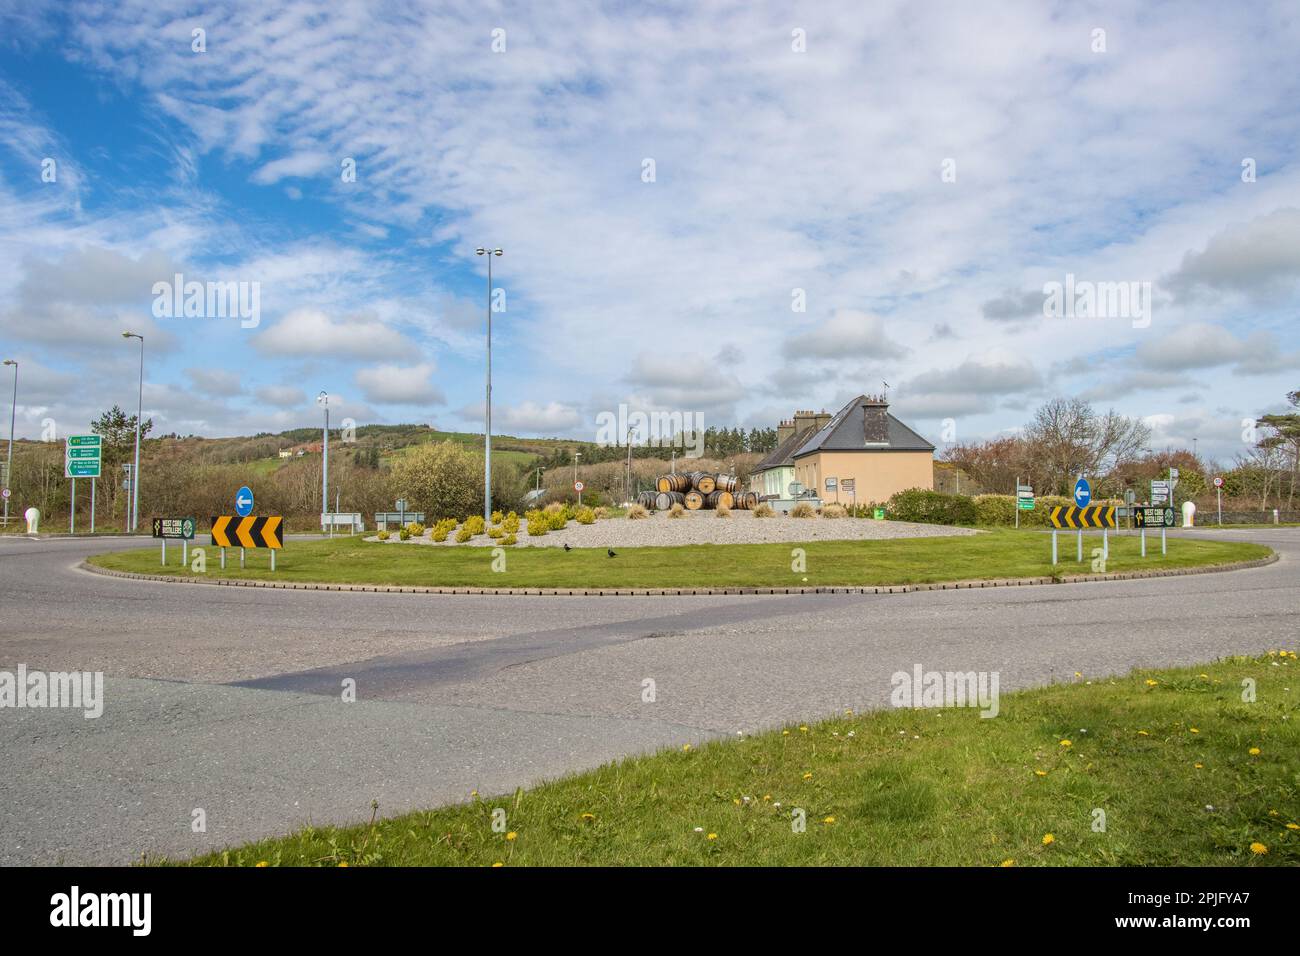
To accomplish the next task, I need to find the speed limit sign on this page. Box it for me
[574,480,585,492]
[1213,476,1224,488]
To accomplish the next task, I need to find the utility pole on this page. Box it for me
[475,246,503,523]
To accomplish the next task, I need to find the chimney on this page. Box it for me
[792,409,816,433]
[861,395,889,444]
[812,408,832,432]
[776,418,795,445]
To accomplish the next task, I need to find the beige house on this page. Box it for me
[752,395,933,505]
[793,395,934,504]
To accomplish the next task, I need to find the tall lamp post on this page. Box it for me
[122,332,144,531]
[2,359,15,527]
[475,246,502,524]
[317,391,329,526]
[574,451,581,506]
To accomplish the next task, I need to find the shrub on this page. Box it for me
[626,504,648,520]
[972,494,1016,526]
[455,527,472,543]
[391,440,480,521]
[820,504,846,519]
[715,505,731,518]
[406,522,425,537]
[399,528,411,540]
[594,506,610,519]
[501,533,517,546]
[753,502,775,518]
[669,503,686,518]
[886,488,978,526]
[543,502,564,516]
[464,515,486,535]
[377,529,390,541]
[576,506,596,524]
[431,527,449,543]
[527,516,549,536]
[790,502,816,518]
[491,510,503,525]
[487,526,504,539]
[503,512,520,534]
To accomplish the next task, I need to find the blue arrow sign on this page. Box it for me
[236,486,254,517]
[1073,477,1091,508]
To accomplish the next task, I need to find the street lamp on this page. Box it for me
[475,246,502,524]
[535,466,544,492]
[2,359,15,527]
[574,451,581,506]
[122,332,144,531]
[317,391,329,524]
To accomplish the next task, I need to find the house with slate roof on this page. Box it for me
[750,395,934,505]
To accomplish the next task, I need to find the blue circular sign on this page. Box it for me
[1073,477,1091,508]
[236,486,254,517]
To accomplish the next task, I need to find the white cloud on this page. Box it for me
[254,309,416,359]
[355,362,445,405]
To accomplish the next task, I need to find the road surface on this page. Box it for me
[0,529,1294,865]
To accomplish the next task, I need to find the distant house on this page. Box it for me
[791,395,934,504]
[278,449,292,459]
[749,409,831,497]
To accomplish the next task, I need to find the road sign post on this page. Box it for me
[574,480,584,507]
[211,514,283,572]
[1213,476,1223,525]
[1049,504,1116,566]
[153,517,196,566]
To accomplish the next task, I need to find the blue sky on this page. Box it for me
[1,0,1298,463]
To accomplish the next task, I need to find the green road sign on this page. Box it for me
[1017,498,1035,510]
[65,435,102,478]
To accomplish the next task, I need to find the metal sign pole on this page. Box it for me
[1076,529,1082,562]
[91,479,96,533]
[183,539,188,566]
[271,549,276,572]
[220,547,226,570]
[1103,528,1108,560]
[161,539,166,566]
[240,547,245,570]
[70,477,75,534]
[1051,529,1057,566]
[1161,526,1167,556]
[1141,527,1146,557]
[1217,487,1222,526]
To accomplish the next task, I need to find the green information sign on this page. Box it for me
[65,435,102,478]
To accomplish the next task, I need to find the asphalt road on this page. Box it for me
[0,529,1295,865]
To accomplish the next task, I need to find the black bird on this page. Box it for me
[563,543,572,552]
[607,548,617,558]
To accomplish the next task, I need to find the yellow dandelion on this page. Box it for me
[1000,859,1015,867]
[1286,823,1299,831]
[1268,810,1278,817]
[492,862,504,867]
[844,709,853,716]
[255,861,269,868]
[823,816,835,824]
[782,729,790,736]
[505,831,517,841]
[799,725,809,733]
[733,798,741,806]
[1145,679,1159,687]
[763,794,771,802]
[1249,842,1268,855]
[1194,763,1203,769]
[1042,833,1055,846]
[580,812,596,821]
[1249,747,1261,756]
[682,744,692,752]
[1059,739,1072,747]
[1034,770,1048,777]
[1198,674,1209,680]
[802,772,813,780]
[707,833,717,841]
[1137,730,1150,736]
[338,862,348,867]
[1190,727,1199,734]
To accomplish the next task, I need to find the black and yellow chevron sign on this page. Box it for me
[210,515,283,549]
[1048,505,1116,529]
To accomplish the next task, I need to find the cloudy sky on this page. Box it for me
[1,0,1298,462]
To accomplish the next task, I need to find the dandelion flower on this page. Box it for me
[1042,834,1055,846]
[1034,770,1048,777]
[1190,728,1199,734]
[823,816,835,824]
[580,813,596,822]
[1137,730,1150,736]
[802,772,813,780]
[255,861,269,868]
[1001,859,1015,867]
[1145,679,1159,687]
[506,832,517,841]
[682,744,692,752]
[1249,747,1261,756]
[1250,842,1268,855]
[1194,763,1203,769]
[1059,739,1072,747]
[1286,823,1299,831]
[707,833,718,841]
[492,862,504,867]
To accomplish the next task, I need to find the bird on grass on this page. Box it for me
[607,548,617,558]
[563,543,572,552]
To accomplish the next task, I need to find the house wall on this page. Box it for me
[750,466,795,496]
[793,451,933,505]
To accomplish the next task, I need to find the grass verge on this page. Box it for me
[86,528,1270,589]
[173,653,1299,866]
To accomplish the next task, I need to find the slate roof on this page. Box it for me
[792,395,935,457]
[753,424,819,472]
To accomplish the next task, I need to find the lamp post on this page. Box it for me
[2,359,15,527]
[122,332,144,531]
[574,451,581,506]
[317,391,329,525]
[535,466,544,492]
[475,246,503,524]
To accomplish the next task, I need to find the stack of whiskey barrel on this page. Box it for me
[635,472,759,511]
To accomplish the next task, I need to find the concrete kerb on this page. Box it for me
[79,553,1279,596]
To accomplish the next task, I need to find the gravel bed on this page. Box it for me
[366,510,979,548]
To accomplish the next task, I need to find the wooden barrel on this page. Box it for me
[637,491,658,509]
[731,491,753,510]
[656,473,690,493]
[705,490,734,509]
[692,472,716,494]
[655,491,686,511]
[714,474,737,494]
[684,490,705,510]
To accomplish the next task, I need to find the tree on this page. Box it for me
[91,405,154,523]
[1022,398,1149,494]
[1257,389,1300,509]
[390,440,482,520]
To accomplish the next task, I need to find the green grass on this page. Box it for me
[87,527,1269,589]
[171,653,1300,866]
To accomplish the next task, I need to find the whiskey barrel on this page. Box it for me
[714,474,737,494]
[656,473,690,493]
[684,490,705,510]
[731,491,755,510]
[705,490,734,509]
[692,472,716,494]
[655,491,686,511]
[637,491,658,509]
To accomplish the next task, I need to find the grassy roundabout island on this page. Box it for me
[172,652,1299,867]
[87,527,1271,590]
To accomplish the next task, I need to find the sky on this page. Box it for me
[0,0,1298,464]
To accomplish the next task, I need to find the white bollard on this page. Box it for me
[24,507,39,534]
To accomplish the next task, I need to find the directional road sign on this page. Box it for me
[152,517,196,539]
[211,515,282,549]
[1133,506,1176,528]
[235,486,254,517]
[1073,477,1091,508]
[1049,504,1115,529]
[65,435,102,478]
